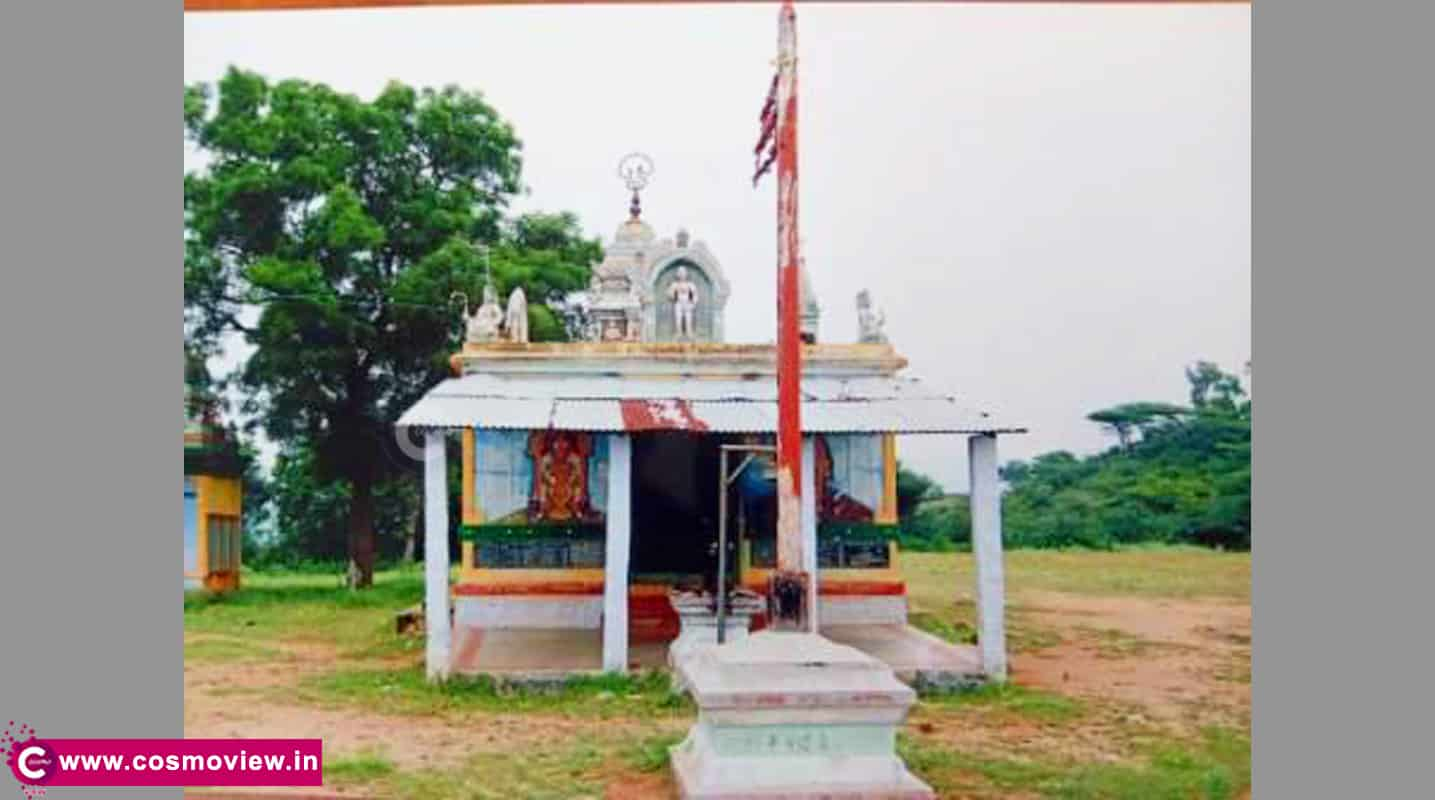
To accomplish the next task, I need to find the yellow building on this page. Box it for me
[184,384,243,593]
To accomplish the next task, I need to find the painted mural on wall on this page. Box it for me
[474,429,608,525]
[729,433,882,522]
[816,434,882,522]
[527,430,604,523]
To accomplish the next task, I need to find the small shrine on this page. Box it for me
[183,370,243,593]
[397,158,1025,686]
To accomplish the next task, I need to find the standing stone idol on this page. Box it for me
[505,287,528,343]
[465,284,504,343]
[668,266,700,340]
[856,289,887,344]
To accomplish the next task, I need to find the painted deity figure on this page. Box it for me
[814,435,874,522]
[668,266,700,340]
[465,284,504,343]
[505,287,528,343]
[856,289,887,344]
[527,431,592,522]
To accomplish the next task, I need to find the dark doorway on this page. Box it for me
[630,432,721,583]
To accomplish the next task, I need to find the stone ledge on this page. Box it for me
[450,341,908,377]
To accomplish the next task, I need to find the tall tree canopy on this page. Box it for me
[184,68,601,586]
[1086,402,1190,452]
[894,462,943,521]
[899,361,1251,552]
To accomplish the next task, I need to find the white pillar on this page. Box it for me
[968,433,1008,681]
[424,429,451,682]
[603,434,633,672]
[801,435,819,631]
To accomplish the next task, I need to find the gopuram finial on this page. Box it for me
[618,152,655,221]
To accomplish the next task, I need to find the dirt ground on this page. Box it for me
[1013,590,1251,730]
[184,551,1251,798]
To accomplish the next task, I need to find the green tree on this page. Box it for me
[996,362,1250,551]
[1087,402,1189,452]
[184,68,600,586]
[1186,360,1246,411]
[894,462,943,520]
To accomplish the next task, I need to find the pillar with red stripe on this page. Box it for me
[772,0,807,627]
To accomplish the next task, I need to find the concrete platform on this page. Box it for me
[824,624,986,690]
[450,623,984,687]
[451,626,669,676]
[670,631,935,799]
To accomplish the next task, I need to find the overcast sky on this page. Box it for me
[184,3,1250,491]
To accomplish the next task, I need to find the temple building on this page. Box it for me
[399,194,1023,683]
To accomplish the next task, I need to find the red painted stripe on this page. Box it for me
[741,580,906,596]
[618,398,710,432]
[819,581,907,597]
[454,581,604,596]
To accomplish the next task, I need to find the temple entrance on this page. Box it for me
[630,432,722,585]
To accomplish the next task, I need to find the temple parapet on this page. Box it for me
[451,341,909,378]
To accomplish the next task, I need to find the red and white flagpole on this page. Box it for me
[771,0,808,629]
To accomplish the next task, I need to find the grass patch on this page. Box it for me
[622,732,684,773]
[903,548,1250,603]
[337,735,677,800]
[325,750,397,784]
[298,667,692,720]
[920,683,1085,723]
[389,742,608,799]
[908,600,1062,655]
[899,734,1060,798]
[183,568,428,663]
[1043,727,1251,800]
[910,612,978,645]
[900,725,1250,800]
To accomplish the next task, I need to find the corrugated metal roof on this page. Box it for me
[397,375,1024,435]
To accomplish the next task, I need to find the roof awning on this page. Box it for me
[397,374,1024,435]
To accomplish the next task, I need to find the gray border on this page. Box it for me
[8,0,1434,796]
[0,0,181,797]
[1256,0,1433,796]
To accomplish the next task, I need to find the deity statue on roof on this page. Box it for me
[669,265,700,340]
[856,289,887,344]
[505,287,528,343]
[465,283,504,343]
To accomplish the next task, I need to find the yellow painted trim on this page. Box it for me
[195,477,210,578]
[879,434,898,524]
[460,541,476,580]
[742,566,773,590]
[463,568,607,586]
[462,428,481,525]
[824,566,901,582]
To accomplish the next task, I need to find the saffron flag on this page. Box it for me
[753,72,779,186]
